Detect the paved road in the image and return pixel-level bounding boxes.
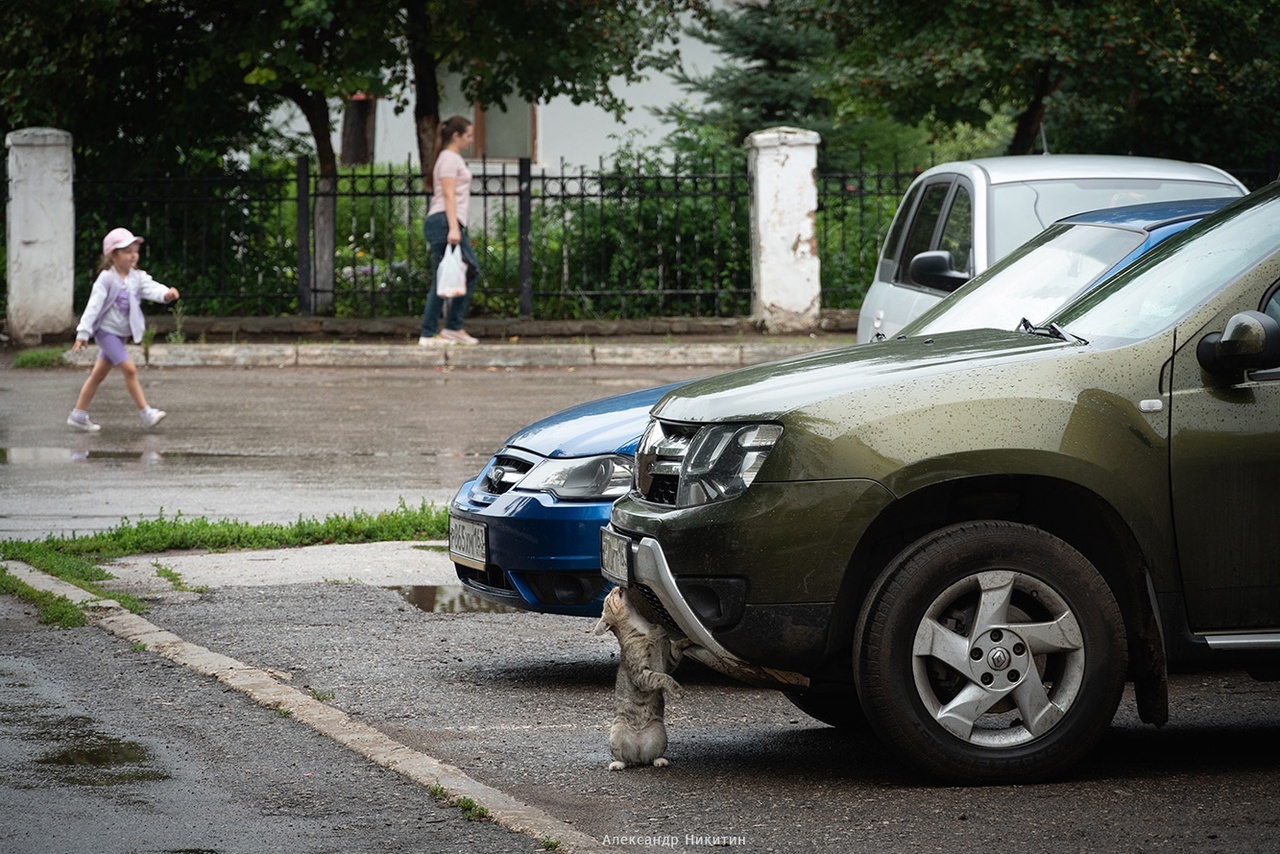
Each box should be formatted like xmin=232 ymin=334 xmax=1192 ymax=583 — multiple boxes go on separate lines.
xmin=0 ymin=360 xmax=700 ymax=539
xmin=4 ymin=358 xmax=1280 ymax=853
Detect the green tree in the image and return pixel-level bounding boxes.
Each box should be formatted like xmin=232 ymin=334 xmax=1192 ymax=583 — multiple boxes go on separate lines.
xmin=228 ymin=0 xmax=404 ymax=179
xmin=655 ymin=0 xmax=949 ymax=170
xmin=0 ymin=0 xmax=279 ymax=179
xmin=397 ymin=0 xmax=705 ymax=185
xmin=658 ymin=0 xmax=837 ymax=142
xmin=825 ymin=0 xmax=1280 ymax=172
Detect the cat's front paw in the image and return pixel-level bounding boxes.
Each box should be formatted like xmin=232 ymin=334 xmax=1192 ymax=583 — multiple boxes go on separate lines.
xmin=652 ymin=757 xmax=670 ymax=768
xmin=608 ymin=760 xmax=626 ymax=771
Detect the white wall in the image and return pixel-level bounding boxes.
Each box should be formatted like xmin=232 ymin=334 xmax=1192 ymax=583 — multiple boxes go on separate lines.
xmin=273 ymin=27 xmax=721 ymax=170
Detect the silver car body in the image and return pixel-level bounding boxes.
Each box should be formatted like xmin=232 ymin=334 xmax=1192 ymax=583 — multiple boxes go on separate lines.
xmin=856 ymin=154 xmax=1247 ymax=342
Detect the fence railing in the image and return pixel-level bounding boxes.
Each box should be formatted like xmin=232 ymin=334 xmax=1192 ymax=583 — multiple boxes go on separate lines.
xmin=65 ymin=157 xmax=918 ymax=322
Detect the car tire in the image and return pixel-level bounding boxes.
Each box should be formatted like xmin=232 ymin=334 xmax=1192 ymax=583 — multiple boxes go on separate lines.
xmin=855 ymin=520 xmax=1127 ymax=784
xmin=784 ymin=685 xmax=867 ymax=731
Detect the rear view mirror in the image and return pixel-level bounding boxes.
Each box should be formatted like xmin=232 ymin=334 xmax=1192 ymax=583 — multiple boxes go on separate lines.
xmin=1196 ymin=310 xmax=1280 ymax=375
xmin=908 ymin=250 xmax=971 ymax=292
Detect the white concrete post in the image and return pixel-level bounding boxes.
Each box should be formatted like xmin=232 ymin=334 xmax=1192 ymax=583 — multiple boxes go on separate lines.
xmin=746 ymin=127 xmax=821 ymax=332
xmin=5 ymin=128 xmax=76 ymax=346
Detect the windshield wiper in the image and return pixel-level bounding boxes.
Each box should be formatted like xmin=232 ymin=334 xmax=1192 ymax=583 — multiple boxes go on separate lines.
xmin=1017 ymin=317 xmax=1089 ymax=345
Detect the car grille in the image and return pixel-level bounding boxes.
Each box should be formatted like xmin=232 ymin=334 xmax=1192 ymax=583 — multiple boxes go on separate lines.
xmin=635 ymin=420 xmax=697 ymax=506
xmin=635 ymin=583 xmax=681 ymax=631
xmin=482 ymin=452 xmax=534 ymax=495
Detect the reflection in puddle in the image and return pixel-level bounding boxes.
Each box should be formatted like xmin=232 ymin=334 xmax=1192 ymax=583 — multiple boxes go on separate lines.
xmin=389 ymin=585 xmax=519 ymax=614
xmin=1 ymin=704 xmax=169 ymax=788
xmin=1 ymin=447 xmax=163 ymax=464
xmin=37 ymin=735 xmax=167 ymax=786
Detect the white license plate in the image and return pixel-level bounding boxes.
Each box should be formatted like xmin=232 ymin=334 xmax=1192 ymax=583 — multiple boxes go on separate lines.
xmin=449 ymin=516 xmax=487 ymax=569
xmin=599 ymin=527 xmax=633 ymax=586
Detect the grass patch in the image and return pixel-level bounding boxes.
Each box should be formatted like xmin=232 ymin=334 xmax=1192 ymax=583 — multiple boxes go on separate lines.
xmin=0 ymin=500 xmax=448 ymax=625
xmin=12 ymin=347 xmax=70 ymax=368
xmin=154 ymin=564 xmax=207 ymax=593
xmin=0 ymin=569 xmax=87 ymax=627
xmin=428 ymin=782 xmax=492 ymax=822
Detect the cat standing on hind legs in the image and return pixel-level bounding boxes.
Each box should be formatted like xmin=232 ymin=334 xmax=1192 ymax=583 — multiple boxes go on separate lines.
xmin=593 ymin=586 xmax=692 ymax=770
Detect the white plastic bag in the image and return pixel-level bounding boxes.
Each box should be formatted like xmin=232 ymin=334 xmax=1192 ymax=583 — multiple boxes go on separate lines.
xmin=435 ymin=244 xmax=467 ymax=298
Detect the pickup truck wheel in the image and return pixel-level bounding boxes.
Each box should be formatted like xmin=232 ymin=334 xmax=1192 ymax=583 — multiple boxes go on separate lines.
xmin=855 ymin=521 xmax=1126 ymax=784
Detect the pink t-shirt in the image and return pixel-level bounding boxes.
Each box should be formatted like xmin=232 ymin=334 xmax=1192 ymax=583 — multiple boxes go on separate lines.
xmin=428 ymin=149 xmax=472 ymax=227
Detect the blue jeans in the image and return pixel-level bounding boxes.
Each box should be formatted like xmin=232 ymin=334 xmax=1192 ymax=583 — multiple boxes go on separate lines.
xmin=420 ymin=212 xmax=480 ymax=337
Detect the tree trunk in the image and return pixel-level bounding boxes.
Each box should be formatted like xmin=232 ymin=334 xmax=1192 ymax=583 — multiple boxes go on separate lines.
xmin=1006 ymin=67 xmax=1060 ymax=156
xmin=340 ymin=97 xmax=377 ymax=165
xmin=287 ymin=85 xmax=338 ymax=312
xmin=404 ymin=0 xmax=442 ymax=189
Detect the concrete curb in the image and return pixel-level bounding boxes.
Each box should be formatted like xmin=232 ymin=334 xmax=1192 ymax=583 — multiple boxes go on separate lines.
xmin=59 ymin=339 xmax=849 ymax=369
xmin=2 ymin=561 xmax=607 ymax=853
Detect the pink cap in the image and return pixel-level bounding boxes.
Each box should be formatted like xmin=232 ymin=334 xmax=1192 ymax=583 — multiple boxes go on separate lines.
xmin=102 ymin=227 xmax=144 ymax=255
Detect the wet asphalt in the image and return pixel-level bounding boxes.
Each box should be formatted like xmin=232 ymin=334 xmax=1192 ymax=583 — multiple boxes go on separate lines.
xmin=3 ymin=342 xmax=1280 ymax=853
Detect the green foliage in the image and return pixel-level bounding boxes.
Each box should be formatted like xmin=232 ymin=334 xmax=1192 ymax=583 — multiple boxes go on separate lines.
xmin=331 ymin=163 xmax=431 ymax=318
xmin=12 ymin=348 xmax=70 ymax=368
xmin=32 ymin=501 xmax=446 ymax=560
xmin=75 ymin=157 xmax=305 ymax=316
xmin=476 ymin=127 xmax=754 ymax=320
xmin=0 ymin=570 xmax=87 ymax=628
xmin=0 ymin=502 xmax=447 ymax=624
xmin=821 ymin=0 xmax=1280 ymax=171
xmin=0 ymin=0 xmax=283 ymax=182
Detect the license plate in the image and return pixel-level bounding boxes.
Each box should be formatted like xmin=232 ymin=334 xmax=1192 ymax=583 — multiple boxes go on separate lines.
xmin=600 ymin=527 xmax=633 ymax=586
xmin=449 ymin=516 xmax=487 ymax=569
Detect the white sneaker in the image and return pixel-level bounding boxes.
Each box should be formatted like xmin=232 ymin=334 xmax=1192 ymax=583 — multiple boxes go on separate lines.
xmin=439 ymin=328 xmax=479 ymax=345
xmin=142 ymin=407 xmax=167 ymax=428
xmin=67 ymin=411 xmax=101 ymax=432
xmin=418 ymin=335 xmax=452 ymax=346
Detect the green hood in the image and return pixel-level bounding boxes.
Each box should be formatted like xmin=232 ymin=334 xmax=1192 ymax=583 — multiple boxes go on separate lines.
xmin=652 ymin=329 xmax=1073 ymax=424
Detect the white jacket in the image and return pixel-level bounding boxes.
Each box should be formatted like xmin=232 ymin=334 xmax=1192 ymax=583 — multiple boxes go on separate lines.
xmin=75 ymin=268 xmax=172 ymax=344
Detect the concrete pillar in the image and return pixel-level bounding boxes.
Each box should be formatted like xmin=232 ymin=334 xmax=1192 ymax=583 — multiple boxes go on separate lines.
xmin=746 ymin=127 xmax=821 ymax=333
xmin=5 ymin=128 xmax=76 ymax=346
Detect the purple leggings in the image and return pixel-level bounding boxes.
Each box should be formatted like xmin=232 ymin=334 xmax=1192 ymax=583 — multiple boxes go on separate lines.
xmin=93 ymin=331 xmax=132 ymax=365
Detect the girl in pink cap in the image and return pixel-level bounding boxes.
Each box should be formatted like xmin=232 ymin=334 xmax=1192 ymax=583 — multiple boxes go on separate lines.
xmin=67 ymin=227 xmax=181 ymax=431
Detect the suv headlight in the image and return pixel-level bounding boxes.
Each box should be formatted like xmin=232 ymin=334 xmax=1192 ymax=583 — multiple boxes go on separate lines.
xmin=517 ymin=454 xmax=634 ymax=501
xmin=677 ymin=423 xmax=783 ymax=507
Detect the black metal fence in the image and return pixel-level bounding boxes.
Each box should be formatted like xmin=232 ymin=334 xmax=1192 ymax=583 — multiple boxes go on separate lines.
xmin=60 ymin=157 xmax=916 ymax=322
xmin=28 ymin=151 xmax=1271 ymax=324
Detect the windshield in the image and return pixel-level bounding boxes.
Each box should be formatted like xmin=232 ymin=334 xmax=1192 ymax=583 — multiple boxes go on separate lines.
xmin=990 ymin=178 xmax=1237 ymax=258
xmin=904 ymin=222 xmax=1144 ymax=336
xmin=1049 ymin=185 xmax=1280 ymax=345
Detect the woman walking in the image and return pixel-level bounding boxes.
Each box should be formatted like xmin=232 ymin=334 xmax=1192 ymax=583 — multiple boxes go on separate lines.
xmin=419 ymin=115 xmax=481 ymax=346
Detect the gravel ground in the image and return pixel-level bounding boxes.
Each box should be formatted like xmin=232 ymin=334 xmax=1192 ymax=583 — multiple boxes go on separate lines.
xmin=127 ymin=581 xmax=1280 ymax=854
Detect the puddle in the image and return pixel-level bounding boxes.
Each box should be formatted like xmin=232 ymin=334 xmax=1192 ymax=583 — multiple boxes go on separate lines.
xmin=2 ymin=447 xmax=164 ymax=465
xmin=0 ymin=702 xmax=169 ymax=789
xmin=388 ymin=584 xmax=520 ymax=614
xmin=37 ymin=734 xmax=167 ymax=786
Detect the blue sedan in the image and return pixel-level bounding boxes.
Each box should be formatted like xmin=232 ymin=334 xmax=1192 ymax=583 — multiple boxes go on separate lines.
xmin=450 ymin=196 xmax=1233 ymax=616
xmin=449 ymin=382 xmax=687 ymax=616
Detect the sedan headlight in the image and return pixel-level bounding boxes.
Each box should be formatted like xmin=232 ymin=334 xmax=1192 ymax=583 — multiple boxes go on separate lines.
xmin=677 ymin=423 xmax=783 ymax=508
xmin=516 ymin=454 xmax=634 ymax=501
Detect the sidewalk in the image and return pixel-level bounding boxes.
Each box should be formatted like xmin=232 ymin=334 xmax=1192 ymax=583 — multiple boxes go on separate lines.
xmin=51 ymin=312 xmax=861 ymax=369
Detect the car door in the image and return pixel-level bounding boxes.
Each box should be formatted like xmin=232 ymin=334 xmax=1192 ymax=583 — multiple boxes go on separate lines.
xmin=1168 ymin=279 xmax=1280 ymax=631
xmin=858 ymin=174 xmax=975 ymax=341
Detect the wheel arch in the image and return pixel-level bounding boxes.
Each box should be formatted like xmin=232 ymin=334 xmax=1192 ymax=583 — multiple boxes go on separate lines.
xmin=827 ymin=473 xmax=1170 ymax=724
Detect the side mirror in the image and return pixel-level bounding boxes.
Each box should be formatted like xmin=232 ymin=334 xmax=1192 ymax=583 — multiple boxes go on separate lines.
xmin=1196 ymin=310 xmax=1280 ymax=375
xmin=908 ymin=250 xmax=970 ymax=292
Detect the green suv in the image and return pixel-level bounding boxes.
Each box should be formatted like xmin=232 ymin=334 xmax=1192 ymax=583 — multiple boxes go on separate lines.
xmin=601 ymin=182 xmax=1280 ymax=784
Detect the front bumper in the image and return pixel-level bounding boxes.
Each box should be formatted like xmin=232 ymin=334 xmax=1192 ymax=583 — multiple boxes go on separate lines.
xmin=604 ymin=478 xmax=896 ymax=684
xmin=603 ymin=524 xmax=810 ymax=689
xmin=449 ymin=479 xmax=612 ymax=617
